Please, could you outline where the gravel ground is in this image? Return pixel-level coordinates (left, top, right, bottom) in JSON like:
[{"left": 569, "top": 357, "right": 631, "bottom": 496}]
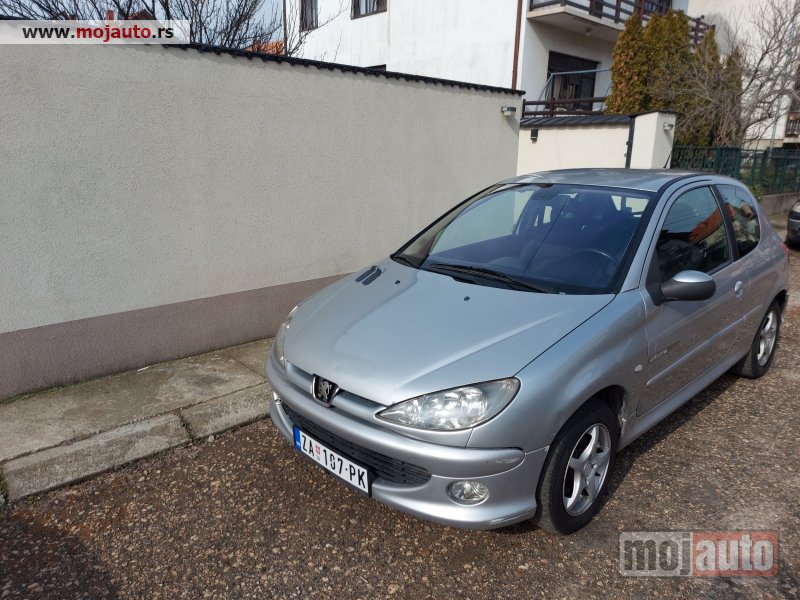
[{"left": 2, "top": 252, "right": 798, "bottom": 599}]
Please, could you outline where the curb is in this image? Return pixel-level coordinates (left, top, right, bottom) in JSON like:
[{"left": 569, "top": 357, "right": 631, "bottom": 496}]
[
  {"left": 3, "top": 414, "right": 189, "bottom": 501},
  {"left": 180, "top": 384, "right": 272, "bottom": 439},
  {"left": 1, "top": 383, "right": 273, "bottom": 502}
]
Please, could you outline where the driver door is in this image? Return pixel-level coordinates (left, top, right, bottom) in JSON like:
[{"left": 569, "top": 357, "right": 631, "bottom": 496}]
[{"left": 637, "top": 185, "right": 747, "bottom": 416}]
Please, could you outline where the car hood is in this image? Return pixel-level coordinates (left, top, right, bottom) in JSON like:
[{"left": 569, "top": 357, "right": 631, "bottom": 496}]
[{"left": 285, "top": 259, "right": 613, "bottom": 406}]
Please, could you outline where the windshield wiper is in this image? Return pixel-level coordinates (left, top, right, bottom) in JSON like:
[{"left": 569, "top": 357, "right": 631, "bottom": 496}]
[
  {"left": 390, "top": 253, "right": 421, "bottom": 269},
  {"left": 426, "top": 263, "right": 551, "bottom": 293}
]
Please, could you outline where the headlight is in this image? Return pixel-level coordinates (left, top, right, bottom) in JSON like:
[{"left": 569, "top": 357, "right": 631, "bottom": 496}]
[
  {"left": 272, "top": 307, "right": 297, "bottom": 369},
  {"left": 377, "top": 379, "right": 519, "bottom": 431}
]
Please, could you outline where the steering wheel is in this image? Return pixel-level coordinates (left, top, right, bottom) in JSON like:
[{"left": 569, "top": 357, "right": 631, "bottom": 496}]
[{"left": 571, "top": 248, "right": 618, "bottom": 268}]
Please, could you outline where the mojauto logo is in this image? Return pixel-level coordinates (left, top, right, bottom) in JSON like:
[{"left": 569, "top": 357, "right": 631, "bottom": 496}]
[{"left": 619, "top": 531, "right": 778, "bottom": 577}]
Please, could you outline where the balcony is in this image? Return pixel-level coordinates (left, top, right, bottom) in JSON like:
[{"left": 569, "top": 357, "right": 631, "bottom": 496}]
[
  {"left": 522, "top": 96, "right": 607, "bottom": 118},
  {"left": 528, "top": 0, "right": 713, "bottom": 44},
  {"left": 786, "top": 113, "right": 800, "bottom": 138}
]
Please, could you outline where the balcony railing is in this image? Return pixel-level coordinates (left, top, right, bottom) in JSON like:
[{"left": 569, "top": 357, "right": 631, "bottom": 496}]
[
  {"left": 530, "top": 0, "right": 713, "bottom": 44},
  {"left": 522, "top": 96, "right": 608, "bottom": 118}
]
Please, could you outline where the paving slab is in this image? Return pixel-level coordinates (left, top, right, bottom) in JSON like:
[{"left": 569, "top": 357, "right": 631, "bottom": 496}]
[
  {"left": 180, "top": 382, "right": 272, "bottom": 439},
  {"left": 0, "top": 351, "right": 264, "bottom": 462},
  {"left": 223, "top": 339, "right": 271, "bottom": 376},
  {"left": 3, "top": 414, "right": 189, "bottom": 500}
]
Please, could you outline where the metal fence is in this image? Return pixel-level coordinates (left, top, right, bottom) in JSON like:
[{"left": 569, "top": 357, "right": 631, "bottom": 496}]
[{"left": 671, "top": 145, "right": 800, "bottom": 195}]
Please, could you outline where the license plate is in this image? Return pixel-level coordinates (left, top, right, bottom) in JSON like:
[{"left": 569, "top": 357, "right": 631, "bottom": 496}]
[{"left": 294, "top": 426, "right": 371, "bottom": 494}]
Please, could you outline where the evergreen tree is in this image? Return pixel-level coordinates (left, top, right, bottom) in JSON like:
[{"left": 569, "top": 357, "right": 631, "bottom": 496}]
[
  {"left": 717, "top": 47, "right": 744, "bottom": 145},
  {"left": 606, "top": 14, "right": 648, "bottom": 114},
  {"left": 607, "top": 10, "right": 744, "bottom": 146},
  {"left": 643, "top": 11, "right": 692, "bottom": 112}
]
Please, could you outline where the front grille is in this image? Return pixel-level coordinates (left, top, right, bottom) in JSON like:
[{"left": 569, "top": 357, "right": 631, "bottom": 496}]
[{"left": 282, "top": 404, "right": 431, "bottom": 485}]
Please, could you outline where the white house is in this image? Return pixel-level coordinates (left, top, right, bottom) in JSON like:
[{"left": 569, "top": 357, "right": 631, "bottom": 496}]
[{"left": 286, "top": 0, "right": 712, "bottom": 118}]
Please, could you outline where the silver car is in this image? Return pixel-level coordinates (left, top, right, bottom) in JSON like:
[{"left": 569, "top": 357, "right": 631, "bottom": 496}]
[{"left": 266, "top": 169, "right": 789, "bottom": 534}]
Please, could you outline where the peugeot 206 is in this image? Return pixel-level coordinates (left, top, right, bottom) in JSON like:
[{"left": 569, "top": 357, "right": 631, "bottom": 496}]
[{"left": 266, "top": 169, "right": 789, "bottom": 534}]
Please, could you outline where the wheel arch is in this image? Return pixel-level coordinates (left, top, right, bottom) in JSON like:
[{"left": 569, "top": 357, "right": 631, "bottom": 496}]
[
  {"left": 775, "top": 289, "right": 788, "bottom": 315},
  {"left": 550, "top": 385, "right": 628, "bottom": 447}
]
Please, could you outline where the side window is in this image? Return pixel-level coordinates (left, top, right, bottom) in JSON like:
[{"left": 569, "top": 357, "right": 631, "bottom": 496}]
[
  {"left": 300, "top": 0, "right": 318, "bottom": 30},
  {"left": 656, "top": 187, "right": 731, "bottom": 282},
  {"left": 716, "top": 184, "right": 760, "bottom": 257},
  {"left": 352, "top": 0, "right": 387, "bottom": 18}
]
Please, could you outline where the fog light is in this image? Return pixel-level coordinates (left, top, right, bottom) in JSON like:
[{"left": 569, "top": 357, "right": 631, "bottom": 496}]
[{"left": 448, "top": 481, "right": 489, "bottom": 505}]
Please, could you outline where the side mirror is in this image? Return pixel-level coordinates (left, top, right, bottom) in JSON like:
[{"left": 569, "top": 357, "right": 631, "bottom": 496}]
[{"left": 660, "top": 270, "right": 716, "bottom": 302}]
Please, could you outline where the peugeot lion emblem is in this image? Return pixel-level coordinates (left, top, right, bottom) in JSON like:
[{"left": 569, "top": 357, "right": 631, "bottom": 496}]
[{"left": 312, "top": 376, "right": 339, "bottom": 406}]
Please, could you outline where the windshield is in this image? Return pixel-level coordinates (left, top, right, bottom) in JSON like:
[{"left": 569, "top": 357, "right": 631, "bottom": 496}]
[{"left": 393, "top": 183, "right": 654, "bottom": 294}]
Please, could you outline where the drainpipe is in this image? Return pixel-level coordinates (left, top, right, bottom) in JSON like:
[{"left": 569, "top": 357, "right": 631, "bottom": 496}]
[
  {"left": 512, "top": 0, "right": 523, "bottom": 90},
  {"left": 625, "top": 116, "right": 636, "bottom": 168},
  {"left": 282, "top": 0, "right": 288, "bottom": 55}
]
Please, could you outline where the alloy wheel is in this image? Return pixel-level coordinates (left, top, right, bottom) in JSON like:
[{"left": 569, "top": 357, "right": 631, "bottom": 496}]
[
  {"left": 757, "top": 310, "right": 778, "bottom": 367},
  {"left": 563, "top": 423, "right": 612, "bottom": 516}
]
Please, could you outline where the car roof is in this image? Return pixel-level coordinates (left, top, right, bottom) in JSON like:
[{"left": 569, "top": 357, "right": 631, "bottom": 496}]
[{"left": 504, "top": 168, "right": 712, "bottom": 193}]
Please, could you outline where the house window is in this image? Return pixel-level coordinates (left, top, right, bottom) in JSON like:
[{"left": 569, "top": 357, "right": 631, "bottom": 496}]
[
  {"left": 300, "top": 0, "right": 318, "bottom": 31},
  {"left": 352, "top": 0, "right": 387, "bottom": 19},
  {"left": 546, "top": 52, "right": 599, "bottom": 112}
]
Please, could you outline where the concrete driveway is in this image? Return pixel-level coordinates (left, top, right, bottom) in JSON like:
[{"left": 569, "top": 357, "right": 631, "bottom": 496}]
[{"left": 1, "top": 252, "right": 798, "bottom": 599}]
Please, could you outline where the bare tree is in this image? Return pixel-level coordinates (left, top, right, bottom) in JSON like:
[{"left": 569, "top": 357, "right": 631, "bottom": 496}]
[
  {"left": 672, "top": 29, "right": 741, "bottom": 146},
  {"left": 678, "top": 0, "right": 800, "bottom": 147}
]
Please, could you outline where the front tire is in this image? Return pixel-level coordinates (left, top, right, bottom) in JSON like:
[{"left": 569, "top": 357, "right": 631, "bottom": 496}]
[
  {"left": 536, "top": 402, "right": 619, "bottom": 535},
  {"left": 731, "top": 300, "right": 781, "bottom": 379}
]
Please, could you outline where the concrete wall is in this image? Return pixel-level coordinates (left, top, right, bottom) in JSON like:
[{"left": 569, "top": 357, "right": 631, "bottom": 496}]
[
  {"left": 0, "top": 44, "right": 520, "bottom": 398},
  {"left": 628, "top": 112, "right": 677, "bottom": 169},
  {"left": 516, "top": 112, "right": 676, "bottom": 174},
  {"left": 517, "top": 123, "right": 629, "bottom": 174}
]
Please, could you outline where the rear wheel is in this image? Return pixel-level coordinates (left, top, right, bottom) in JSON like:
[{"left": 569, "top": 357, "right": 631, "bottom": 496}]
[
  {"left": 731, "top": 300, "right": 781, "bottom": 378},
  {"left": 536, "top": 402, "right": 619, "bottom": 535}
]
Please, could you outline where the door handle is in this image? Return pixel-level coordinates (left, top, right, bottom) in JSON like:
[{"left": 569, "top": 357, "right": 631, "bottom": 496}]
[{"left": 734, "top": 280, "right": 744, "bottom": 299}]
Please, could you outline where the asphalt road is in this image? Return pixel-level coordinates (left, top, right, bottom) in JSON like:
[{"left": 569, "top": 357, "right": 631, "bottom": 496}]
[{"left": 2, "top": 251, "right": 799, "bottom": 599}]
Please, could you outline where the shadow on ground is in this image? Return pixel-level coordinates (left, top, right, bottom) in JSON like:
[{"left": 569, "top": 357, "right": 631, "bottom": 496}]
[{"left": 0, "top": 508, "right": 118, "bottom": 599}]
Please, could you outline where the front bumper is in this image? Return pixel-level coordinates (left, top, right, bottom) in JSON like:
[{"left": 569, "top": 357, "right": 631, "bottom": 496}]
[{"left": 267, "top": 359, "right": 548, "bottom": 530}]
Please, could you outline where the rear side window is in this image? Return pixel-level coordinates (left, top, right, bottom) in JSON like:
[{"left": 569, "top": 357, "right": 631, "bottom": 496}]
[
  {"left": 716, "top": 184, "right": 760, "bottom": 257},
  {"left": 656, "top": 187, "right": 731, "bottom": 282}
]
